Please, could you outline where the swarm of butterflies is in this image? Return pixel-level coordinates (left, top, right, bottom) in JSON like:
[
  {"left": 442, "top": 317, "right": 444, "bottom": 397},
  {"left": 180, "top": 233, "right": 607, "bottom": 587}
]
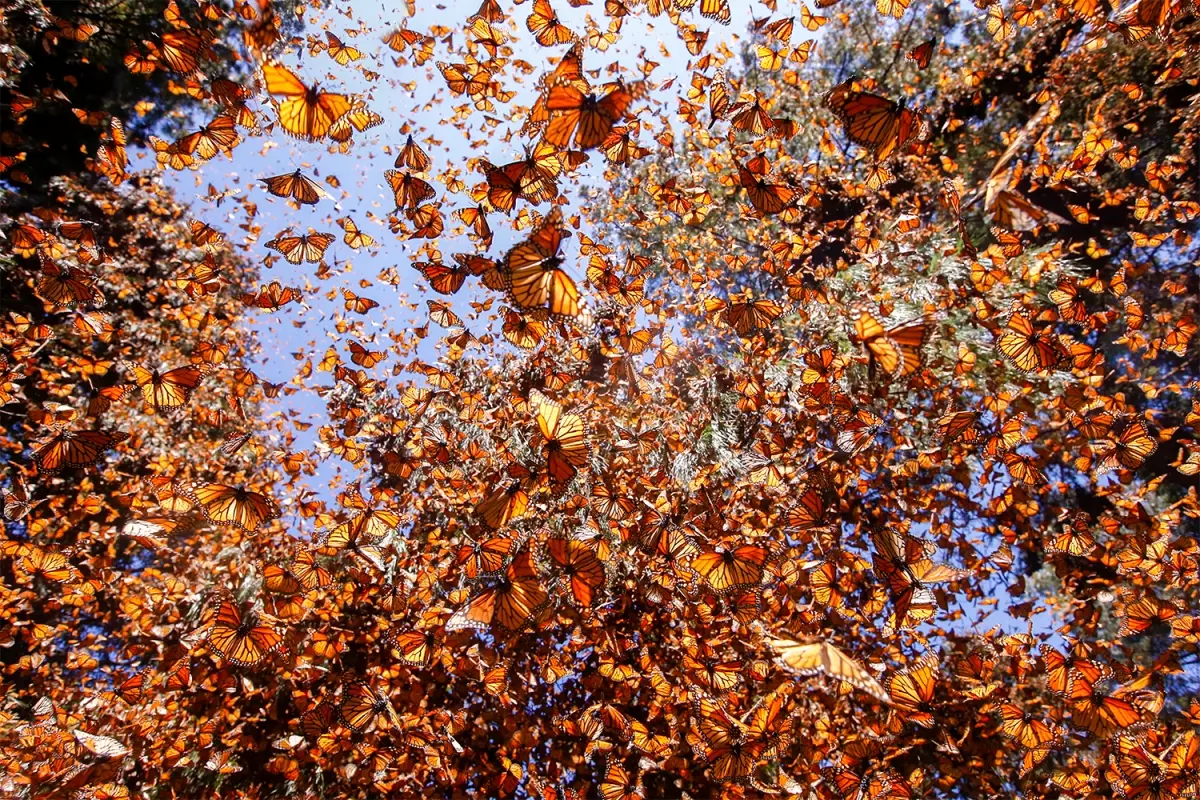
[{"left": 1, "top": 0, "right": 1199, "bottom": 797}]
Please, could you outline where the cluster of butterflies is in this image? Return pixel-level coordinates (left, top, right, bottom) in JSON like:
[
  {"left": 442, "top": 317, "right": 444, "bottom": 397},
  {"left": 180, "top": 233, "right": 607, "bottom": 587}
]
[{"left": 3, "top": 0, "right": 1200, "bottom": 797}]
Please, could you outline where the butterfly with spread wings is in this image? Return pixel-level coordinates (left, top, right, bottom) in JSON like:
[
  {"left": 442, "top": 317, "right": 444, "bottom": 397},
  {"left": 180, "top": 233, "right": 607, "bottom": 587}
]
[
  {"left": 33, "top": 428, "right": 128, "bottom": 473},
  {"left": 124, "top": 362, "right": 203, "bottom": 413},
  {"left": 340, "top": 681, "right": 401, "bottom": 732},
  {"left": 501, "top": 207, "right": 581, "bottom": 318},
  {"left": 260, "top": 169, "right": 327, "bottom": 205},
  {"left": 188, "top": 481, "right": 278, "bottom": 532},
  {"left": 886, "top": 654, "right": 940, "bottom": 727},
  {"left": 530, "top": 390, "right": 590, "bottom": 484},
  {"left": 850, "top": 309, "right": 930, "bottom": 377},
  {"left": 205, "top": 597, "right": 285, "bottom": 667},
  {"left": 769, "top": 637, "right": 891, "bottom": 702},
  {"left": 262, "top": 62, "right": 352, "bottom": 141},
  {"left": 544, "top": 80, "right": 634, "bottom": 151},
  {"left": 688, "top": 695, "right": 764, "bottom": 784},
  {"left": 265, "top": 230, "right": 335, "bottom": 265},
  {"left": 824, "top": 78, "right": 927, "bottom": 160},
  {"left": 446, "top": 548, "right": 549, "bottom": 634}
]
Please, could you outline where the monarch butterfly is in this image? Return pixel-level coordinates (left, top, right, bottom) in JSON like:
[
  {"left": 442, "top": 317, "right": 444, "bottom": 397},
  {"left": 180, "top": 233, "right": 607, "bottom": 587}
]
[
  {"left": 1117, "top": 0, "right": 1173, "bottom": 41},
  {"left": 469, "top": 17, "right": 508, "bottom": 58},
  {"left": 704, "top": 293, "right": 785, "bottom": 336},
  {"left": 871, "top": 527, "right": 967, "bottom": 595},
  {"left": 321, "top": 508, "right": 399, "bottom": 568},
  {"left": 206, "top": 598, "right": 284, "bottom": 667},
  {"left": 322, "top": 31, "right": 362, "bottom": 64},
  {"left": 1048, "top": 276, "right": 1088, "bottom": 322},
  {"left": 689, "top": 695, "right": 762, "bottom": 783},
  {"left": 683, "top": 649, "right": 742, "bottom": 691},
  {"left": 347, "top": 341, "right": 384, "bottom": 368},
  {"left": 383, "top": 25, "right": 434, "bottom": 62},
  {"left": 707, "top": 68, "right": 734, "bottom": 127},
  {"left": 744, "top": 690, "right": 793, "bottom": 756},
  {"left": 156, "top": 29, "right": 205, "bottom": 73},
  {"left": 438, "top": 60, "right": 492, "bottom": 99},
  {"left": 544, "top": 81, "right": 634, "bottom": 150},
  {"left": 1110, "top": 733, "right": 1188, "bottom": 799},
  {"left": 936, "top": 410, "right": 980, "bottom": 445},
  {"left": 94, "top": 117, "right": 128, "bottom": 184},
  {"left": 981, "top": 414, "right": 1026, "bottom": 457},
  {"left": 189, "top": 482, "right": 278, "bottom": 532},
  {"left": 545, "top": 534, "right": 605, "bottom": 606},
  {"left": 328, "top": 104, "right": 385, "bottom": 144},
  {"left": 336, "top": 217, "right": 374, "bottom": 250},
  {"left": 737, "top": 155, "right": 795, "bottom": 215},
  {"left": 178, "top": 113, "right": 240, "bottom": 161},
  {"left": 824, "top": 766, "right": 905, "bottom": 800},
  {"left": 824, "top": 79, "right": 926, "bottom": 160},
  {"left": 265, "top": 231, "right": 334, "bottom": 264},
  {"left": 115, "top": 668, "right": 153, "bottom": 704},
  {"left": 426, "top": 299, "right": 462, "bottom": 328},
  {"left": 994, "top": 703, "right": 1057, "bottom": 749},
  {"left": 1066, "top": 673, "right": 1142, "bottom": 737},
  {"left": 506, "top": 142, "right": 565, "bottom": 206},
  {"left": 7, "top": 222, "right": 45, "bottom": 257},
  {"left": 502, "top": 208, "right": 581, "bottom": 318},
  {"left": 37, "top": 259, "right": 104, "bottom": 307},
  {"left": 691, "top": 0, "right": 732, "bottom": 24},
  {"left": 286, "top": 549, "right": 331, "bottom": 591},
  {"left": 851, "top": 309, "right": 930, "bottom": 377},
  {"left": 770, "top": 637, "right": 891, "bottom": 702},
  {"left": 886, "top": 654, "right": 939, "bottom": 727},
  {"left": 598, "top": 759, "right": 643, "bottom": 800},
  {"left": 241, "top": 281, "right": 303, "bottom": 310},
  {"left": 385, "top": 170, "right": 436, "bottom": 211},
  {"left": 300, "top": 701, "right": 337, "bottom": 736},
  {"left": 340, "top": 682, "right": 400, "bottom": 732},
  {"left": 262, "top": 62, "right": 352, "bottom": 141},
  {"left": 18, "top": 545, "right": 80, "bottom": 583},
  {"left": 1003, "top": 452, "right": 1047, "bottom": 486},
  {"left": 601, "top": 123, "right": 651, "bottom": 165},
  {"left": 1039, "top": 643, "right": 1108, "bottom": 696},
  {"left": 526, "top": 0, "right": 576, "bottom": 46},
  {"left": 454, "top": 205, "right": 493, "bottom": 248},
  {"left": 2, "top": 473, "right": 33, "bottom": 520},
  {"left": 530, "top": 390, "right": 590, "bottom": 484},
  {"left": 1095, "top": 416, "right": 1158, "bottom": 473},
  {"left": 836, "top": 408, "right": 882, "bottom": 454},
  {"left": 260, "top": 557, "right": 303, "bottom": 596},
  {"left": 480, "top": 160, "right": 527, "bottom": 214},
  {"left": 1047, "top": 512, "right": 1096, "bottom": 557},
  {"left": 692, "top": 542, "right": 772, "bottom": 594},
  {"left": 125, "top": 363, "right": 203, "bottom": 413},
  {"left": 457, "top": 534, "right": 519, "bottom": 579},
  {"left": 996, "top": 312, "right": 1063, "bottom": 372},
  {"left": 260, "top": 169, "right": 327, "bottom": 205},
  {"left": 1118, "top": 589, "right": 1179, "bottom": 637},
  {"left": 502, "top": 309, "right": 550, "bottom": 349},
  {"left": 446, "top": 548, "right": 549, "bottom": 633},
  {"left": 71, "top": 729, "right": 130, "bottom": 770},
  {"left": 342, "top": 289, "right": 380, "bottom": 314},
  {"left": 33, "top": 428, "right": 128, "bottom": 473},
  {"left": 386, "top": 629, "right": 441, "bottom": 668},
  {"left": 906, "top": 39, "right": 935, "bottom": 69},
  {"left": 727, "top": 93, "right": 779, "bottom": 137},
  {"left": 189, "top": 220, "right": 225, "bottom": 250}
]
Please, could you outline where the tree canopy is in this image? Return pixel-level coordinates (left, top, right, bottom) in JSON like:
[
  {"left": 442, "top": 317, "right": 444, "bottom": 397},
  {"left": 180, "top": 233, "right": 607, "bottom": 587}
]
[{"left": 1, "top": 0, "right": 1198, "bottom": 798}]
